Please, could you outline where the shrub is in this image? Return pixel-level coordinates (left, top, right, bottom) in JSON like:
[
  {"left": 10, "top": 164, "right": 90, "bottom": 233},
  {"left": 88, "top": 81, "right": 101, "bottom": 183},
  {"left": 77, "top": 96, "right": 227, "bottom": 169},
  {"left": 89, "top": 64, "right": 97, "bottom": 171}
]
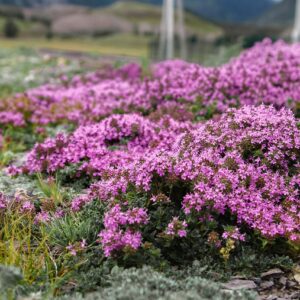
[{"left": 87, "top": 105, "right": 299, "bottom": 259}]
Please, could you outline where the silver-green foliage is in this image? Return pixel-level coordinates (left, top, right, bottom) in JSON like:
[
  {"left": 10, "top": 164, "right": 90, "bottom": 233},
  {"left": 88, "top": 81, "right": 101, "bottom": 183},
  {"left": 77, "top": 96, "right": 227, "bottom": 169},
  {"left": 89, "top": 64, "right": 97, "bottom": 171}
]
[
  {"left": 0, "top": 265, "right": 23, "bottom": 300},
  {"left": 54, "top": 266, "right": 256, "bottom": 300}
]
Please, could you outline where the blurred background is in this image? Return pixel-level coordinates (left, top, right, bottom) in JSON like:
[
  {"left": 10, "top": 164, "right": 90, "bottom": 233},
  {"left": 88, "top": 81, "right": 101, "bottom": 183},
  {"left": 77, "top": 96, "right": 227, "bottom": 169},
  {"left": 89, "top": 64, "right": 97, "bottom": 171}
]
[
  {"left": 0, "top": 0, "right": 296, "bottom": 74},
  {"left": 0, "top": 0, "right": 296, "bottom": 62}
]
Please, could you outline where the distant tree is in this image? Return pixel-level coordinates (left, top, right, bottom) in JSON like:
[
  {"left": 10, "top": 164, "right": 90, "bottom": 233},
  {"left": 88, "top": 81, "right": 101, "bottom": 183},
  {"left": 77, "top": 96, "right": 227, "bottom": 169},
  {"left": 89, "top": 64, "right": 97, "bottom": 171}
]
[{"left": 3, "top": 18, "right": 19, "bottom": 38}]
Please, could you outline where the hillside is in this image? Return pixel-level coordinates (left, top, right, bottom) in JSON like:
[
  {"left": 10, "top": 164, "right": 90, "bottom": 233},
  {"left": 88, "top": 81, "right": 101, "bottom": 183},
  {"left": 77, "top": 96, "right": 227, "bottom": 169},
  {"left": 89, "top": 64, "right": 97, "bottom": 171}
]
[
  {"left": 0, "top": 0, "right": 277, "bottom": 24},
  {"left": 257, "top": 0, "right": 295, "bottom": 28},
  {"left": 177, "top": 0, "right": 275, "bottom": 23},
  {"left": 100, "top": 1, "right": 221, "bottom": 38},
  {"left": 4, "top": 1, "right": 222, "bottom": 38}
]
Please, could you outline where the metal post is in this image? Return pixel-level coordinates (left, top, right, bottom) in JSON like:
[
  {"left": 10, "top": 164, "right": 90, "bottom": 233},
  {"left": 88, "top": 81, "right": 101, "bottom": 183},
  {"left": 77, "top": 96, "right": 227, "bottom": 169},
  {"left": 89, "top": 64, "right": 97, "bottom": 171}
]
[
  {"left": 159, "top": 0, "right": 186, "bottom": 60},
  {"left": 166, "top": 0, "right": 175, "bottom": 59},
  {"left": 177, "top": 0, "right": 187, "bottom": 59},
  {"left": 159, "top": 0, "right": 167, "bottom": 59},
  {"left": 292, "top": 0, "right": 300, "bottom": 42}
]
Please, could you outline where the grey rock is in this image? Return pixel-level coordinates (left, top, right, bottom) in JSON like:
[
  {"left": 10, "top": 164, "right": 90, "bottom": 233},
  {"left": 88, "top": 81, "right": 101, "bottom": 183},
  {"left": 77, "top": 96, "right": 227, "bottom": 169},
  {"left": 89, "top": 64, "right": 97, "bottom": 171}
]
[
  {"left": 260, "top": 280, "right": 274, "bottom": 290},
  {"left": 265, "top": 296, "right": 277, "bottom": 300},
  {"left": 261, "top": 269, "right": 284, "bottom": 279},
  {"left": 291, "top": 291, "right": 300, "bottom": 299},
  {"left": 278, "top": 276, "right": 287, "bottom": 287},
  {"left": 287, "top": 280, "right": 297, "bottom": 288},
  {"left": 222, "top": 279, "right": 257, "bottom": 290},
  {"left": 253, "top": 277, "right": 262, "bottom": 285}
]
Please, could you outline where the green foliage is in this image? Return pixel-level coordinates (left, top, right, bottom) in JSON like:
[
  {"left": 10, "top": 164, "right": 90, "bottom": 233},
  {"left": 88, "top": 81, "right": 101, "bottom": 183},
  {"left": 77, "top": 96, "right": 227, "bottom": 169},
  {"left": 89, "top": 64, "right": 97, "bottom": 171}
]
[
  {"left": 69, "top": 261, "right": 115, "bottom": 294},
  {"left": 56, "top": 164, "right": 92, "bottom": 192},
  {"left": 48, "top": 214, "right": 97, "bottom": 248},
  {"left": 54, "top": 266, "right": 256, "bottom": 300},
  {"left": 0, "top": 210, "right": 55, "bottom": 286},
  {"left": 37, "top": 174, "right": 65, "bottom": 206},
  {"left": 0, "top": 125, "right": 45, "bottom": 158},
  {"left": 46, "top": 201, "right": 107, "bottom": 294}
]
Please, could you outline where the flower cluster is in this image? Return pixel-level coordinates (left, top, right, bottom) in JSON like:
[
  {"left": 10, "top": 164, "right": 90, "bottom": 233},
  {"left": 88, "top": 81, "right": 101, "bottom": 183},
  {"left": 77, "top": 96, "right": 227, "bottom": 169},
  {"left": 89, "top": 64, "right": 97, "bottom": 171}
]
[
  {"left": 150, "top": 39, "right": 300, "bottom": 114},
  {"left": 0, "top": 111, "right": 25, "bottom": 127},
  {"left": 164, "top": 217, "right": 187, "bottom": 238},
  {"left": 98, "top": 204, "right": 149, "bottom": 257},
  {"left": 3, "top": 41, "right": 300, "bottom": 259},
  {"left": 20, "top": 114, "right": 192, "bottom": 176},
  {"left": 34, "top": 209, "right": 65, "bottom": 224},
  {"left": 0, "top": 190, "right": 65, "bottom": 226},
  {"left": 1, "top": 192, "right": 36, "bottom": 215},
  {"left": 222, "top": 227, "right": 246, "bottom": 242},
  {"left": 88, "top": 105, "right": 299, "bottom": 255},
  {"left": 0, "top": 63, "right": 144, "bottom": 127},
  {"left": 66, "top": 239, "right": 87, "bottom": 257},
  {"left": 1, "top": 39, "right": 300, "bottom": 131}
]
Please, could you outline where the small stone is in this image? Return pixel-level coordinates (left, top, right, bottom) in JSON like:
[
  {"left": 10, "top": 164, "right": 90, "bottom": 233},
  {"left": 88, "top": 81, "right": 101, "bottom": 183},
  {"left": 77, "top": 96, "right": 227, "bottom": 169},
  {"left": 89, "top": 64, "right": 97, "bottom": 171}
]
[
  {"left": 279, "top": 276, "right": 287, "bottom": 287},
  {"left": 222, "top": 279, "right": 257, "bottom": 290},
  {"left": 265, "top": 296, "right": 277, "bottom": 300},
  {"left": 261, "top": 268, "right": 284, "bottom": 279},
  {"left": 291, "top": 291, "right": 300, "bottom": 299},
  {"left": 287, "top": 280, "right": 297, "bottom": 288},
  {"left": 260, "top": 280, "right": 274, "bottom": 290},
  {"left": 253, "top": 277, "right": 262, "bottom": 285},
  {"left": 292, "top": 265, "right": 300, "bottom": 285},
  {"left": 294, "top": 273, "right": 300, "bottom": 285}
]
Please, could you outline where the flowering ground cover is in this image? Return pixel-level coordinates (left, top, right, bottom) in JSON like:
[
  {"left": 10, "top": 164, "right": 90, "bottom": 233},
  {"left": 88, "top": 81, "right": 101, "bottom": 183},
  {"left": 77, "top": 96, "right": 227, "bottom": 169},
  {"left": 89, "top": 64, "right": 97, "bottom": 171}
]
[{"left": 0, "top": 39, "right": 299, "bottom": 299}]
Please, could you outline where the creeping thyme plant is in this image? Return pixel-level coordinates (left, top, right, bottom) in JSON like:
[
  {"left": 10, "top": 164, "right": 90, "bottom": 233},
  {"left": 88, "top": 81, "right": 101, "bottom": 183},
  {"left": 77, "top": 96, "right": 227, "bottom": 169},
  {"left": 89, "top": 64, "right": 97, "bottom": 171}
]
[{"left": 0, "top": 39, "right": 299, "bottom": 298}]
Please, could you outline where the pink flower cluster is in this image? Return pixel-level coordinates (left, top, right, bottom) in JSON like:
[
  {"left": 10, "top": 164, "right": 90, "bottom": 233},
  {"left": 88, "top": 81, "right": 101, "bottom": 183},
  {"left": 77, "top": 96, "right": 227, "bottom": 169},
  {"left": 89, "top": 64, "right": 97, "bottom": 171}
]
[
  {"left": 34, "top": 209, "right": 64, "bottom": 224},
  {"left": 21, "top": 114, "right": 192, "bottom": 176},
  {"left": 0, "top": 111, "right": 25, "bottom": 127},
  {"left": 0, "top": 191, "right": 65, "bottom": 225},
  {"left": 4, "top": 41, "right": 300, "bottom": 257},
  {"left": 150, "top": 39, "right": 300, "bottom": 113},
  {"left": 98, "top": 204, "right": 148, "bottom": 257},
  {"left": 165, "top": 217, "right": 188, "bottom": 238},
  {"left": 0, "top": 64, "right": 145, "bottom": 127},
  {"left": 1, "top": 39, "right": 300, "bottom": 129},
  {"left": 66, "top": 239, "right": 87, "bottom": 257},
  {"left": 87, "top": 105, "right": 299, "bottom": 252},
  {"left": 0, "top": 192, "right": 35, "bottom": 215},
  {"left": 222, "top": 227, "right": 246, "bottom": 242}
]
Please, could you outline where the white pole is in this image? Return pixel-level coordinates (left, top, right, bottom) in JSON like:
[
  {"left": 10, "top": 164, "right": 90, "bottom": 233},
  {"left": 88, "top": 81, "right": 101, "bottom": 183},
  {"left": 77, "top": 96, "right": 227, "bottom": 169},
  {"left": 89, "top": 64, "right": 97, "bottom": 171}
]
[
  {"left": 159, "top": 0, "right": 167, "bottom": 59},
  {"left": 292, "top": 0, "right": 300, "bottom": 42},
  {"left": 166, "top": 0, "right": 175, "bottom": 59},
  {"left": 177, "top": 0, "right": 187, "bottom": 59}
]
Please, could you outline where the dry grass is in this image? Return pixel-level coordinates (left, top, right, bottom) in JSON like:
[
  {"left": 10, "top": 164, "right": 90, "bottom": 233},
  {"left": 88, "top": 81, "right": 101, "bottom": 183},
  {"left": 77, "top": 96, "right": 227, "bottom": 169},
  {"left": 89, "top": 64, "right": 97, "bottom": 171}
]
[{"left": 0, "top": 34, "right": 150, "bottom": 57}]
